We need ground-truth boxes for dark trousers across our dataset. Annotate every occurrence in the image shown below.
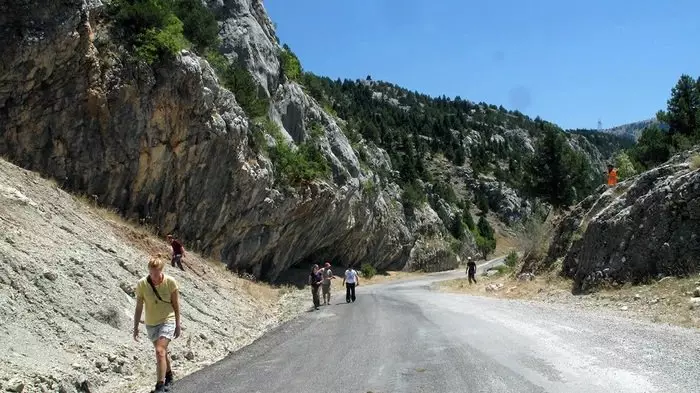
[311,285,321,308]
[346,283,356,302]
[468,272,476,284]
[171,254,184,271]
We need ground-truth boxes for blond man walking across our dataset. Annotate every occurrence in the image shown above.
[133,257,182,392]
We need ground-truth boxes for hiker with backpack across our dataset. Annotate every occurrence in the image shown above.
[133,257,182,393]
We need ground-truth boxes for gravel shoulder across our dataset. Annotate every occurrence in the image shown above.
[439,267,700,330]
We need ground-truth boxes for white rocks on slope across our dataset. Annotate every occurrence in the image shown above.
[0,158,306,393]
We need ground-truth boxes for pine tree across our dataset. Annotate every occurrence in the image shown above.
[477,216,495,240]
[525,125,582,208]
[463,207,475,231]
[664,74,700,137]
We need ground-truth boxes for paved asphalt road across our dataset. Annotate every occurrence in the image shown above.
[171,258,700,393]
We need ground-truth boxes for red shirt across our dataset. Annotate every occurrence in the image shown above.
[171,240,184,255]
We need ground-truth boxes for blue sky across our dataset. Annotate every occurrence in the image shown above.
[265,0,700,130]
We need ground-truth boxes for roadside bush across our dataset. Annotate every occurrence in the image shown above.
[360,263,377,279]
[475,234,496,259]
[505,250,518,268]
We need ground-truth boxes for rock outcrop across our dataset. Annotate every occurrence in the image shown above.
[0,0,469,280]
[543,149,700,293]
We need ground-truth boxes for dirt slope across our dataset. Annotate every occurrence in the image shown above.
[0,158,306,393]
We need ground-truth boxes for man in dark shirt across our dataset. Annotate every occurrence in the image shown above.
[167,235,186,271]
[466,257,477,284]
[309,264,323,310]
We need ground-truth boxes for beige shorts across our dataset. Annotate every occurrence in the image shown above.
[321,284,331,295]
[146,321,176,342]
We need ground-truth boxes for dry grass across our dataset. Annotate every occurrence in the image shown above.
[440,269,700,329]
[493,227,520,257]
[516,215,555,265]
[690,154,700,170]
[361,270,423,285]
[72,192,293,306]
[440,268,569,300]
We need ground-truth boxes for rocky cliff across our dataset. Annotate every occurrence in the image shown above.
[0,0,468,280]
[540,148,700,293]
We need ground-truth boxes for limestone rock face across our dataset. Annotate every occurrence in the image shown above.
[0,0,472,280]
[543,149,700,293]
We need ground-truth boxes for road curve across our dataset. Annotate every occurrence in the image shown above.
[171,262,700,393]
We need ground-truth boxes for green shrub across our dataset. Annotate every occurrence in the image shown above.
[475,234,496,259]
[433,181,457,205]
[477,216,495,240]
[614,151,637,181]
[269,139,331,187]
[133,15,188,64]
[206,51,269,118]
[493,264,510,275]
[309,122,325,140]
[450,214,465,240]
[361,179,378,197]
[360,263,377,279]
[504,250,518,268]
[401,182,426,212]
[280,44,302,82]
[250,117,331,186]
[172,0,220,52]
[110,0,188,64]
[248,117,271,152]
[463,208,475,231]
[109,0,219,64]
[450,239,462,254]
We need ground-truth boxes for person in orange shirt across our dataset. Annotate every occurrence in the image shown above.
[607,164,618,186]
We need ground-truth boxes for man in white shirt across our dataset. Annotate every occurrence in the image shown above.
[343,266,360,303]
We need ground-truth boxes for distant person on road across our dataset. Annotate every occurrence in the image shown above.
[607,164,618,186]
[309,264,323,310]
[133,257,181,393]
[343,266,359,303]
[167,234,186,271]
[466,257,477,284]
[321,262,334,305]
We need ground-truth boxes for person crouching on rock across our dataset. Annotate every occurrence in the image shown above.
[133,257,182,393]
[309,264,323,310]
[167,234,186,271]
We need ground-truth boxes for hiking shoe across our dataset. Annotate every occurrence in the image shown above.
[165,371,174,386]
[151,382,168,393]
